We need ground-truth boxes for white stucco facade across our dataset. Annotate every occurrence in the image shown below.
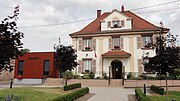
[70,9,168,79]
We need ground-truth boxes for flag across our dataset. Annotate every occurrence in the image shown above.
[94,49,97,58]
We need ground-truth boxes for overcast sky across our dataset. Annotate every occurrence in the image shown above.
[0,0,180,52]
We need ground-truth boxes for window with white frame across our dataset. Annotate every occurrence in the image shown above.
[83,59,92,72]
[83,39,92,50]
[112,37,120,49]
[112,20,120,28]
[142,36,152,48]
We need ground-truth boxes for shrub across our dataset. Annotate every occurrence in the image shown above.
[150,85,164,95]
[156,74,165,80]
[127,72,133,79]
[82,74,90,79]
[64,83,81,91]
[89,72,95,79]
[135,88,150,101]
[53,87,89,101]
[73,74,82,79]
[103,73,108,80]
[62,71,74,80]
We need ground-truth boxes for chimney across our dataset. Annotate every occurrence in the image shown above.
[97,10,101,18]
[121,5,124,12]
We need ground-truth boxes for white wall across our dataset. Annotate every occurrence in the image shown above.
[14,79,42,84]
[101,11,132,31]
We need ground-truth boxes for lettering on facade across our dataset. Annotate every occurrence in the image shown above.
[28,57,39,60]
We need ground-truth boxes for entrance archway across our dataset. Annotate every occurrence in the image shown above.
[111,59,122,79]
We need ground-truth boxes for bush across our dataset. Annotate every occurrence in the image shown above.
[135,88,150,101]
[53,87,89,101]
[73,74,82,79]
[64,83,81,91]
[62,71,74,80]
[150,85,164,95]
[156,74,165,80]
[89,72,95,79]
[127,72,133,79]
[82,74,90,79]
[103,73,108,80]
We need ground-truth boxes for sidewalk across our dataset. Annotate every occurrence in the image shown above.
[88,87,134,101]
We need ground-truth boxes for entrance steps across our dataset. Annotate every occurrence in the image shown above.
[42,78,123,87]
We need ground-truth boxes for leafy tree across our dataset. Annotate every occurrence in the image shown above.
[54,44,78,85]
[20,48,30,54]
[0,5,24,73]
[147,23,179,93]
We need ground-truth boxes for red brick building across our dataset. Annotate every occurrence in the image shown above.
[14,52,58,84]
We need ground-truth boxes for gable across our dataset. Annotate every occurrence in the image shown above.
[70,10,166,37]
[101,10,132,31]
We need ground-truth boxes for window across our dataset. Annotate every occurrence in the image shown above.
[142,36,152,48]
[84,39,92,50]
[43,60,50,76]
[83,59,92,73]
[112,37,120,49]
[112,20,120,28]
[17,60,24,76]
[107,21,111,28]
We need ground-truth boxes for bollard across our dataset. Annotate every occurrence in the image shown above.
[10,79,13,89]
[143,84,146,95]
[172,98,176,101]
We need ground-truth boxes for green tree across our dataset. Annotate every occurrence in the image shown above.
[147,23,179,93]
[20,48,30,54]
[54,44,78,85]
[0,5,24,73]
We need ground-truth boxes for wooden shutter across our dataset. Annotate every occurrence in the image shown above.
[92,60,96,73]
[138,59,143,73]
[120,37,123,50]
[137,36,142,49]
[92,39,96,50]
[78,60,82,73]
[121,20,124,27]
[108,21,111,28]
[78,39,83,51]
[109,38,112,50]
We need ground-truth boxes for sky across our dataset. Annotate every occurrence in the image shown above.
[0,0,180,52]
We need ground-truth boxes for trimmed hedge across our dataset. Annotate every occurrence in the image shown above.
[53,87,89,101]
[150,85,164,95]
[135,88,150,101]
[64,83,81,91]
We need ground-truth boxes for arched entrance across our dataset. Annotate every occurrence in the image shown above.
[111,60,122,79]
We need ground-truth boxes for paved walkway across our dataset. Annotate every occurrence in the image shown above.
[88,87,134,101]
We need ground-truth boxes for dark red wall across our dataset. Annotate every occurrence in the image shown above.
[14,52,58,79]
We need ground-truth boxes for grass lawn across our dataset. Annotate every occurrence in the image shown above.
[0,87,77,101]
[148,91,180,101]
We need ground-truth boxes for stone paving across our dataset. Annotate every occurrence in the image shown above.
[88,87,134,101]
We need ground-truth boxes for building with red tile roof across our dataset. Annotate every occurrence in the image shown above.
[70,6,169,79]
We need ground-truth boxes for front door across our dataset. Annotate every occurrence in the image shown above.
[111,60,122,79]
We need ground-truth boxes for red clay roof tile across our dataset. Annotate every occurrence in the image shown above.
[101,50,131,58]
[70,10,165,36]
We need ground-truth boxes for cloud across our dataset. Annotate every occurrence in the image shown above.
[1,0,180,51]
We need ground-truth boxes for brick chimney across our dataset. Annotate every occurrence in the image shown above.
[121,5,124,12]
[97,10,101,18]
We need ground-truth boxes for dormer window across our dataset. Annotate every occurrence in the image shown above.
[112,20,120,28]
[107,17,125,28]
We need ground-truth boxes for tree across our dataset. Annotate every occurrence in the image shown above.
[147,23,179,93]
[54,44,78,85]
[0,5,24,73]
[20,48,30,54]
